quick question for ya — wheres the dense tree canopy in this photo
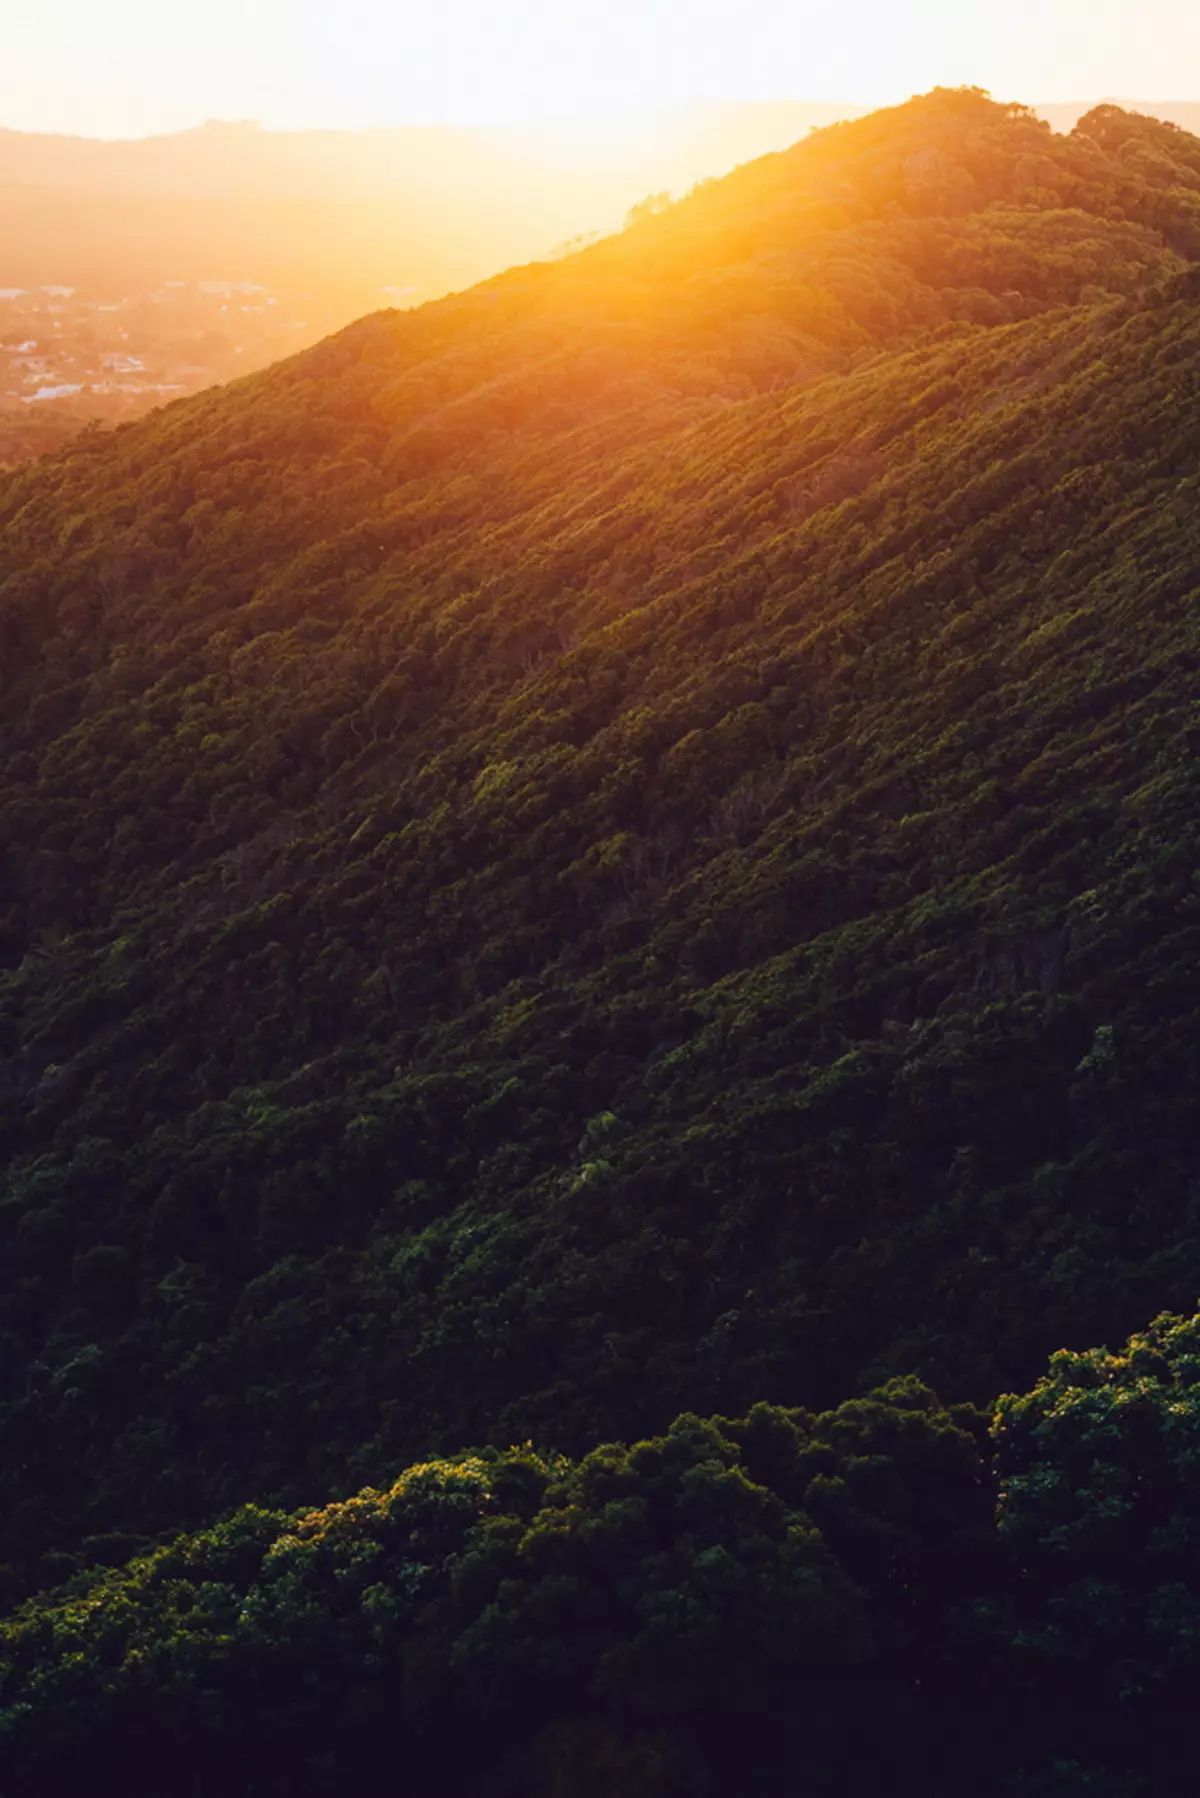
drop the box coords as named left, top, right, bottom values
left=3, top=1322, right=1199, bottom=1794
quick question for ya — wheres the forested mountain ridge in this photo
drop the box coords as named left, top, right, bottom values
left=4, top=87, right=1200, bottom=1792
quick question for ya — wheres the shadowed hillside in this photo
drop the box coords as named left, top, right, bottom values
left=4, top=87, right=1200, bottom=1794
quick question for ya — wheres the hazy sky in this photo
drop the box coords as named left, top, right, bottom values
left=5, top=0, right=1200, bottom=138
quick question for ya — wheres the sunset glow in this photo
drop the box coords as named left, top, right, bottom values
left=6, top=0, right=1200, bottom=138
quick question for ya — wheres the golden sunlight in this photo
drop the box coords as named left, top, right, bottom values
left=6, top=0, right=1200, bottom=137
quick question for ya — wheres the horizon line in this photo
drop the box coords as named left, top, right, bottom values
left=4, top=91, right=1200, bottom=147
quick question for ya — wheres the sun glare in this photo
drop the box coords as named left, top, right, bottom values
left=4, top=0, right=1200, bottom=137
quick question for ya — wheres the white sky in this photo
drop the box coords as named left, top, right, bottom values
left=3, top=0, right=1200, bottom=138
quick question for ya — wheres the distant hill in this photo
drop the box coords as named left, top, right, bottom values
left=0, top=103, right=871, bottom=300
left=5, top=88, right=1200, bottom=1794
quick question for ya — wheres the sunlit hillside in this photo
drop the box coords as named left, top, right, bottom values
left=0, top=101, right=871, bottom=465
left=4, top=88, right=1200, bottom=1794
left=3, top=94, right=1199, bottom=466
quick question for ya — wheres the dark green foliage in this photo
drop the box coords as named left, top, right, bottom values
left=988, top=1312, right=1200, bottom=1786
left=2, top=1326, right=1197, bottom=1797
left=0, top=1382, right=989, bottom=1796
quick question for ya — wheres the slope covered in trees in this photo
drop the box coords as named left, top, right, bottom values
left=3, top=87, right=1200, bottom=1789
left=7, top=1317, right=1200, bottom=1795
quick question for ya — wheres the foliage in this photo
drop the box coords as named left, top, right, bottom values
left=0, top=1383, right=987, bottom=1796
left=2, top=1319, right=1198, bottom=1795
left=989, top=1311, right=1200, bottom=1784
